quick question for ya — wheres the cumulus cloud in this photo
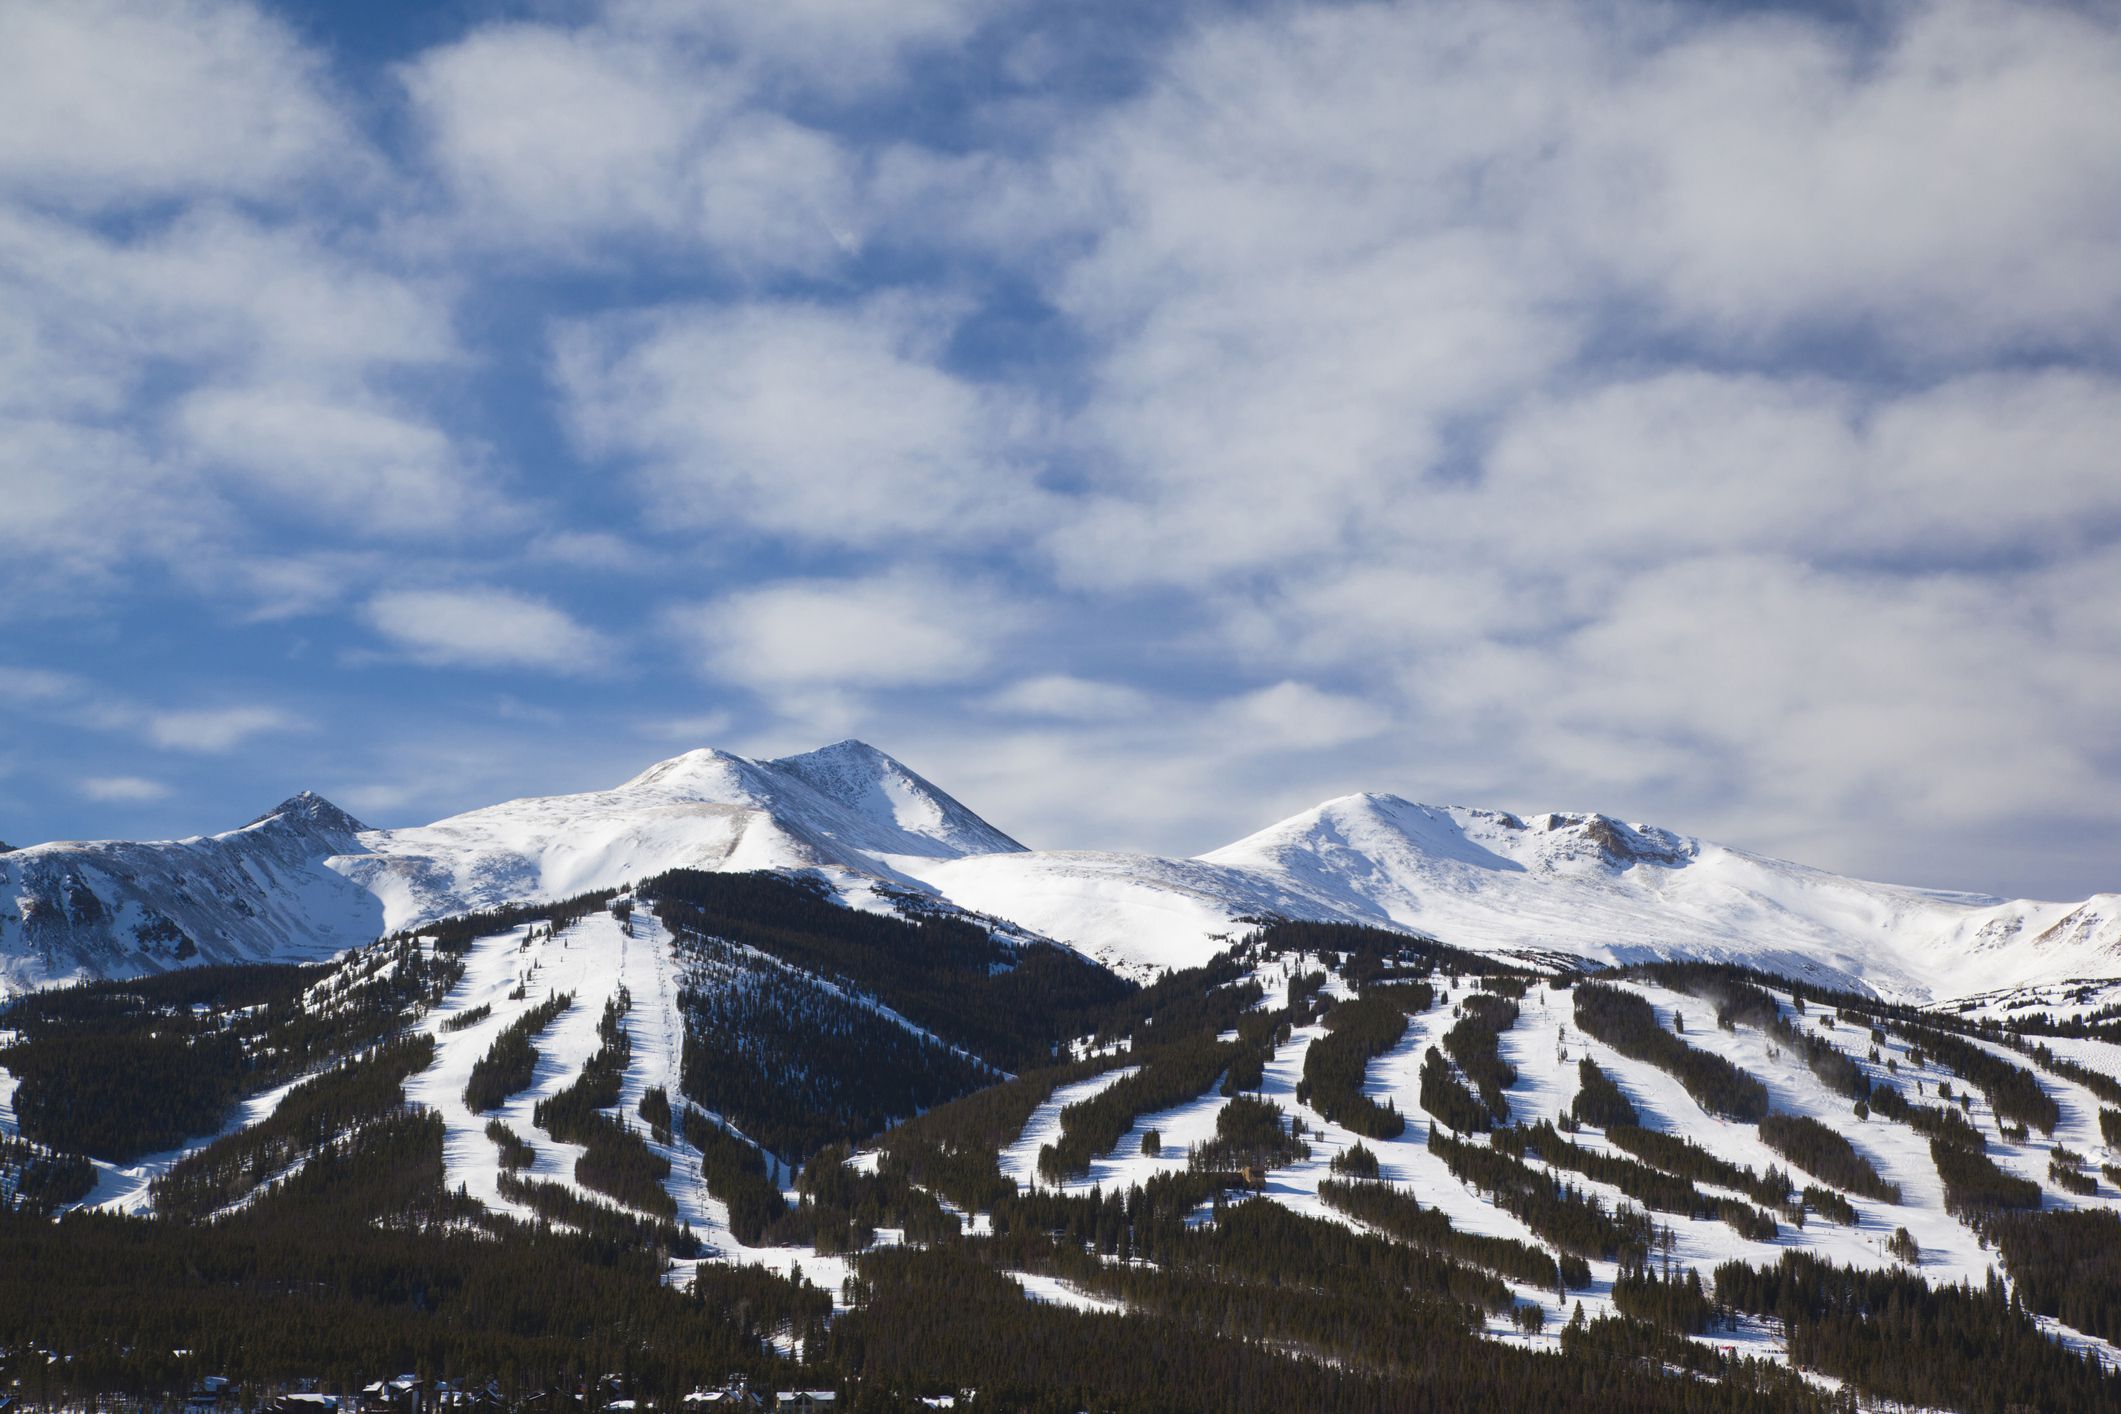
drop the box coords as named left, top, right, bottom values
left=982, top=675, right=1152, bottom=721
left=80, top=775, right=172, bottom=803
left=364, top=589, right=608, bottom=672
left=147, top=706, right=302, bottom=754
left=399, top=23, right=860, bottom=271
left=558, top=297, right=1047, bottom=547
left=0, top=0, right=361, bottom=209
left=176, top=383, right=501, bottom=538
left=671, top=572, right=1015, bottom=690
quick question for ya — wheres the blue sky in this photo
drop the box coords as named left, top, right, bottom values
left=2, top=0, right=2119, bottom=901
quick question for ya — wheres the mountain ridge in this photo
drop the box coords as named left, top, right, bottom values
left=2, top=741, right=2116, bottom=1008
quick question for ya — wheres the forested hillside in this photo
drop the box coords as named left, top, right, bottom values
left=5, top=879, right=2121, bottom=1411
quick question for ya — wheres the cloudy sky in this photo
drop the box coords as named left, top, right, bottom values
left=2, top=0, right=2117, bottom=900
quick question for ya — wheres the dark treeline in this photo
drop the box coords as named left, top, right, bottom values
left=152, top=1034, right=438, bottom=1219
left=1629, top=954, right=2117, bottom=1075
left=1428, top=1125, right=1653, bottom=1265
left=1573, top=983, right=1769, bottom=1121
left=1864, top=1079, right=1987, bottom=1148
left=396, top=889, right=620, bottom=955
left=1301, top=990, right=1425, bottom=1138
left=1605, top=1124, right=1792, bottom=1211
left=1755, top=1114, right=1898, bottom=1203
left=463, top=992, right=572, bottom=1114
left=1250, top=919, right=1538, bottom=983
left=1442, top=992, right=1519, bottom=1121
left=834, top=1236, right=1833, bottom=1414
left=1716, top=1251, right=2121, bottom=1413
left=1988, top=1207, right=2121, bottom=1346
left=2026, top=1043, right=2121, bottom=1107
left=999, top=1187, right=1522, bottom=1322
left=690, top=1109, right=785, bottom=1245
left=1674, top=973, right=1874, bottom=1104
left=439, top=1003, right=493, bottom=1034
left=679, top=933, right=992, bottom=1164
left=1497, top=1122, right=1778, bottom=1241
left=1570, top=1057, right=1638, bottom=1130
left=0, top=1107, right=826, bottom=1408
left=1613, top=1267, right=1714, bottom=1335
left=1190, top=1094, right=1308, bottom=1173
left=495, top=1171, right=698, bottom=1257
left=1801, top=1185, right=1857, bottom=1226
left=0, top=1134, right=93, bottom=1215
left=1419, top=1046, right=1489, bottom=1134
left=788, top=1145, right=961, bottom=1255
left=1318, top=1176, right=1582, bottom=1291
left=485, top=1119, right=535, bottom=1170
left=1890, top=1019, right=2059, bottom=1134
left=641, top=869, right=1132, bottom=1071
left=0, top=955, right=445, bottom=1164
left=1929, top=1134, right=2041, bottom=1217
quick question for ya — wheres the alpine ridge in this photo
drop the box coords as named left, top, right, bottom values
left=3, top=743, right=2117, bottom=1011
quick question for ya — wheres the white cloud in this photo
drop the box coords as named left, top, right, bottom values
left=0, top=666, right=90, bottom=706
left=610, top=0, right=1005, bottom=90
left=401, top=25, right=721, bottom=243
left=364, top=588, right=607, bottom=672
left=1211, top=681, right=1391, bottom=754
left=982, top=675, right=1152, bottom=721
left=175, top=383, right=501, bottom=538
left=80, top=775, right=171, bottom=803
left=0, top=416, right=215, bottom=606
left=1564, top=0, right=2121, bottom=354
left=558, top=297, right=1047, bottom=547
left=0, top=0, right=359, bottom=209
left=399, top=23, right=860, bottom=271
left=147, top=706, right=302, bottom=754
left=672, top=572, right=1014, bottom=689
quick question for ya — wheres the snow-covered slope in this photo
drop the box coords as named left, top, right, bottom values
left=0, top=793, right=383, bottom=993
left=0, top=742, right=1022, bottom=996
left=903, top=794, right=2121, bottom=1003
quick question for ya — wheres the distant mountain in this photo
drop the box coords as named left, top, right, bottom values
left=903, top=793, right=2121, bottom=1003
left=0, top=791, right=380, bottom=991
left=0, top=742, right=1023, bottom=995
left=3, top=744, right=2116, bottom=1007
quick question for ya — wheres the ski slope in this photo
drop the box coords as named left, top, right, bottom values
left=980, top=954, right=2121, bottom=1363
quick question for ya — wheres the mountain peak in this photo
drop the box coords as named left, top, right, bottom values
left=246, top=791, right=369, bottom=837
left=767, top=740, right=1026, bottom=857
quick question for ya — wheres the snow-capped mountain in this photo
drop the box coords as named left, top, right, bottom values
left=0, top=741, right=1021, bottom=995
left=902, top=793, right=2121, bottom=1003
left=0, top=791, right=382, bottom=991
left=3, top=742, right=2117, bottom=1007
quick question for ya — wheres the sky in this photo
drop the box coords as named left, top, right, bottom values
left=1, top=0, right=2118, bottom=901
